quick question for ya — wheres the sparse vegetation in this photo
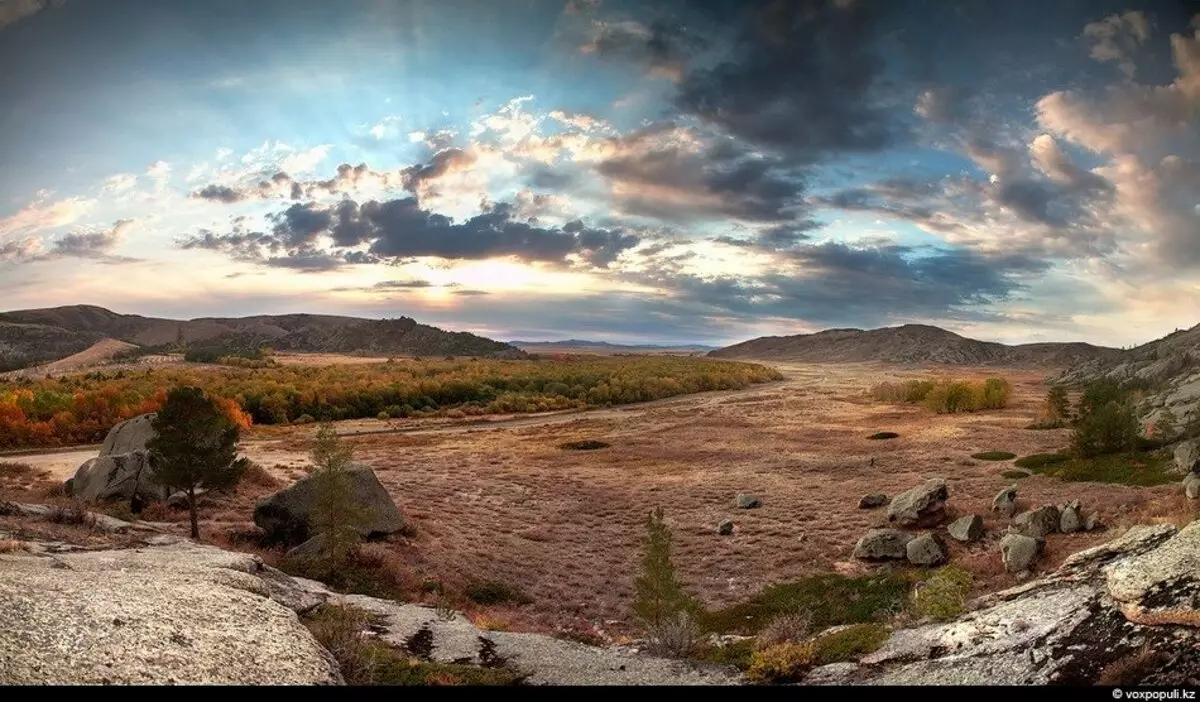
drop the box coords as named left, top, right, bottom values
left=464, top=579, right=534, bottom=606
left=0, top=356, right=780, bottom=448
left=147, top=386, right=247, bottom=540
left=867, top=431, right=899, bottom=440
left=1001, top=469, right=1031, bottom=479
left=280, top=545, right=406, bottom=600
left=746, top=641, right=817, bottom=684
left=633, top=507, right=701, bottom=657
left=1095, top=645, right=1169, bottom=686
left=559, top=439, right=611, bottom=451
left=755, top=611, right=813, bottom=651
left=700, top=572, right=909, bottom=635
left=870, top=377, right=1011, bottom=414
left=1021, top=451, right=1176, bottom=487
left=970, top=451, right=1016, bottom=461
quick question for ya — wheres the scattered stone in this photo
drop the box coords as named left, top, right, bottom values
left=853, top=528, right=913, bottom=561
left=1000, top=533, right=1042, bottom=574
left=717, top=520, right=734, bottom=536
left=1013, top=505, right=1061, bottom=540
left=253, top=464, right=407, bottom=546
left=1185, top=475, right=1200, bottom=500
left=1059, top=501, right=1083, bottom=534
left=947, top=514, right=984, bottom=543
left=886, top=478, right=948, bottom=527
left=734, top=493, right=762, bottom=509
left=1173, top=439, right=1200, bottom=474
left=906, top=533, right=948, bottom=566
left=1083, top=512, right=1101, bottom=532
left=992, top=486, right=1018, bottom=518
left=858, top=493, right=889, bottom=509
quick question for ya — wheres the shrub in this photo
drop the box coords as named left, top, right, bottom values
left=867, top=431, right=899, bottom=440
left=464, top=579, right=534, bottom=606
left=810, top=623, right=889, bottom=664
left=923, top=381, right=977, bottom=414
left=755, top=611, right=813, bottom=650
left=869, top=380, right=934, bottom=404
left=1046, top=385, right=1070, bottom=423
left=970, top=451, right=1016, bottom=461
left=294, top=414, right=316, bottom=424
left=911, top=566, right=973, bottom=621
left=377, top=411, right=390, bottom=421
left=977, top=377, right=1013, bottom=410
left=746, top=642, right=816, bottom=684
left=1071, top=399, right=1139, bottom=458
left=304, top=605, right=376, bottom=685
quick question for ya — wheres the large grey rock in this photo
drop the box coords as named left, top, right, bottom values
left=70, top=414, right=168, bottom=504
left=947, top=514, right=984, bottom=543
left=1059, top=501, right=1083, bottom=534
left=1185, top=476, right=1200, bottom=500
left=853, top=528, right=913, bottom=561
left=0, top=542, right=342, bottom=684
left=1174, top=439, right=1200, bottom=474
left=906, top=533, right=947, bottom=566
left=991, top=486, right=1018, bottom=518
left=254, top=464, right=406, bottom=545
left=1012, top=505, right=1060, bottom=540
left=858, top=493, right=889, bottom=509
left=887, top=478, right=948, bottom=527
left=734, top=493, right=762, bottom=509
left=1000, top=533, right=1041, bottom=574
left=803, top=523, right=1200, bottom=686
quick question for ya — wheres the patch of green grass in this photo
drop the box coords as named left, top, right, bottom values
left=699, top=573, right=909, bottom=635
left=693, top=638, right=755, bottom=670
left=365, top=645, right=525, bottom=686
left=279, top=550, right=404, bottom=600
left=1013, top=453, right=1069, bottom=470
left=1001, top=469, right=1032, bottom=479
left=1025, top=451, right=1177, bottom=487
left=867, top=431, right=899, bottom=440
left=810, top=623, right=889, bottom=665
left=464, top=579, right=534, bottom=606
left=559, top=440, right=611, bottom=451
left=970, top=451, right=1016, bottom=461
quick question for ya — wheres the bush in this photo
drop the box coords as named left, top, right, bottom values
left=911, top=566, right=973, bottom=621
left=755, top=611, right=813, bottom=650
left=464, top=579, right=534, bottom=606
left=1072, top=399, right=1139, bottom=458
left=869, top=380, right=934, bottom=404
left=923, top=381, right=977, bottom=414
left=746, top=642, right=816, bottom=684
left=970, top=451, right=1016, bottom=461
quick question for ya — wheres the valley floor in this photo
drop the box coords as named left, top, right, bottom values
left=8, top=361, right=1197, bottom=637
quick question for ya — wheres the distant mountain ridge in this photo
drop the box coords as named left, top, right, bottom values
left=0, top=304, right=523, bottom=371
left=511, top=339, right=716, bottom=351
left=709, top=324, right=1120, bottom=367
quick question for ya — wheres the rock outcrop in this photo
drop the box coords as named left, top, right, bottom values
left=70, top=414, right=168, bottom=503
left=886, top=478, right=948, bottom=527
left=0, top=541, right=342, bottom=684
left=253, top=465, right=406, bottom=545
left=808, top=523, right=1200, bottom=685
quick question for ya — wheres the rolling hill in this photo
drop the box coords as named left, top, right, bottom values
left=0, top=305, right=524, bottom=371
left=709, top=324, right=1120, bottom=368
left=510, top=339, right=716, bottom=355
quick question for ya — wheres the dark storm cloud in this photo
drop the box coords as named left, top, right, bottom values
left=178, top=227, right=375, bottom=273
left=582, top=17, right=702, bottom=78
left=714, top=222, right=818, bottom=251
left=674, top=0, right=903, bottom=162
left=592, top=123, right=806, bottom=222
left=192, top=184, right=247, bottom=203
left=270, top=201, right=334, bottom=246
left=529, top=167, right=574, bottom=189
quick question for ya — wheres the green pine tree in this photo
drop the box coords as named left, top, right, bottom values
left=633, top=507, right=696, bottom=631
left=308, top=423, right=370, bottom=564
left=148, top=386, right=247, bottom=540
left=1046, top=385, right=1070, bottom=424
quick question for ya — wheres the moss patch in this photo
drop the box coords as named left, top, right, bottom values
left=1013, top=453, right=1069, bottom=470
left=867, top=432, right=899, bottom=440
left=1024, top=451, right=1177, bottom=487
left=700, top=572, right=909, bottom=635
left=559, top=440, right=611, bottom=451
left=1001, top=469, right=1032, bottom=479
left=810, top=623, right=889, bottom=665
left=464, top=579, right=534, bottom=606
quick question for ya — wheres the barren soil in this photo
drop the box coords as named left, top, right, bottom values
left=11, top=361, right=1197, bottom=636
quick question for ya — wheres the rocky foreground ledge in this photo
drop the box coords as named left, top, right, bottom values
left=2, top=521, right=1199, bottom=685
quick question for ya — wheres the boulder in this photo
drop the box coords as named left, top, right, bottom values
left=253, top=465, right=406, bottom=545
left=991, top=486, right=1018, bottom=518
left=167, top=489, right=208, bottom=510
left=717, top=519, right=734, bottom=536
left=947, top=515, right=984, bottom=543
left=1083, top=512, right=1102, bottom=532
left=1185, top=475, right=1200, bottom=500
left=853, top=528, right=913, bottom=561
left=734, top=493, right=762, bottom=509
left=1173, top=439, right=1200, bottom=474
left=1000, top=533, right=1042, bottom=574
left=1012, top=505, right=1060, bottom=540
left=886, top=478, right=948, bottom=527
left=906, top=533, right=947, bottom=567
left=858, top=493, right=889, bottom=509
left=1059, top=501, right=1083, bottom=534
left=70, top=414, right=169, bottom=504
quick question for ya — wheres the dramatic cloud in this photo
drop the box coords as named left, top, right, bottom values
left=42, top=219, right=135, bottom=261
left=400, top=149, right=477, bottom=194
left=1083, top=10, right=1151, bottom=78
left=579, top=18, right=700, bottom=81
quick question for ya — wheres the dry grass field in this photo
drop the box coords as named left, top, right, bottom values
left=7, top=360, right=1197, bottom=638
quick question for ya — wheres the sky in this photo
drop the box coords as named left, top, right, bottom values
left=0, top=0, right=1198, bottom=347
